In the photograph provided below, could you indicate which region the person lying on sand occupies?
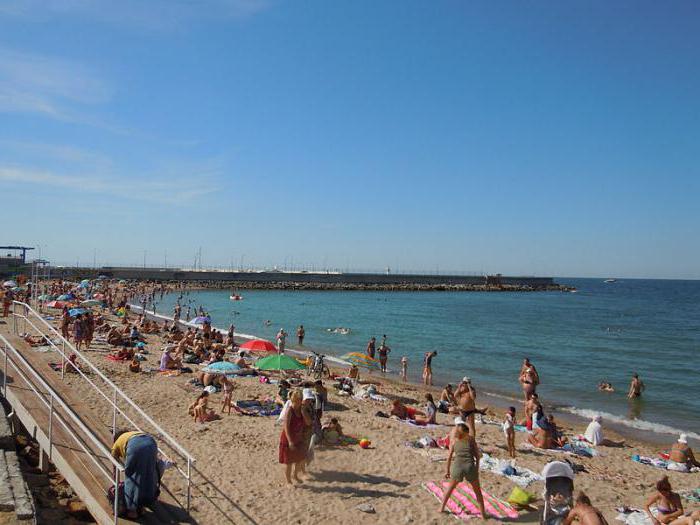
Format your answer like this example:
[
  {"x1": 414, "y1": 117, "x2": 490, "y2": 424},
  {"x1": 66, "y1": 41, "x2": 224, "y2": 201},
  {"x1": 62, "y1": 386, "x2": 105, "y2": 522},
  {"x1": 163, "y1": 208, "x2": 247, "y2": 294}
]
[
  {"x1": 390, "y1": 399, "x2": 425, "y2": 421},
  {"x1": 322, "y1": 417, "x2": 344, "y2": 444},
  {"x1": 646, "y1": 476, "x2": 700, "y2": 525},
  {"x1": 22, "y1": 333, "x2": 50, "y2": 346},
  {"x1": 668, "y1": 434, "x2": 700, "y2": 472},
  {"x1": 563, "y1": 492, "x2": 608, "y2": 525}
]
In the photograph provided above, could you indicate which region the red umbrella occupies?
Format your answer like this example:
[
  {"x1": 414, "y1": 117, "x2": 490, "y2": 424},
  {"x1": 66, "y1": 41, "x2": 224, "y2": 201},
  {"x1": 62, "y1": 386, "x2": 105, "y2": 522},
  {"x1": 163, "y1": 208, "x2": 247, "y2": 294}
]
[
  {"x1": 240, "y1": 339, "x2": 277, "y2": 352},
  {"x1": 46, "y1": 300, "x2": 66, "y2": 309}
]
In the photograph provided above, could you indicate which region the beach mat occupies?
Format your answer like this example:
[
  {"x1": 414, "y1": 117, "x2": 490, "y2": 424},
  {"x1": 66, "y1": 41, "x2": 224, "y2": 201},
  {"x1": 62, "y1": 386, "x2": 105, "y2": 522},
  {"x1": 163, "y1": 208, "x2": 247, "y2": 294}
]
[
  {"x1": 423, "y1": 481, "x2": 519, "y2": 520},
  {"x1": 480, "y1": 453, "x2": 543, "y2": 487},
  {"x1": 235, "y1": 400, "x2": 282, "y2": 417},
  {"x1": 679, "y1": 489, "x2": 700, "y2": 503},
  {"x1": 615, "y1": 508, "x2": 654, "y2": 525}
]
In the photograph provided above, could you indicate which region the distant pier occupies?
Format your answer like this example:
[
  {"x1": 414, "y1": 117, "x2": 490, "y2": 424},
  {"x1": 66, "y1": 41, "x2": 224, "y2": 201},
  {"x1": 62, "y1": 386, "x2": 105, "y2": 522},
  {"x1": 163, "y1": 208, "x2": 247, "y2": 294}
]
[{"x1": 48, "y1": 267, "x2": 571, "y2": 292}]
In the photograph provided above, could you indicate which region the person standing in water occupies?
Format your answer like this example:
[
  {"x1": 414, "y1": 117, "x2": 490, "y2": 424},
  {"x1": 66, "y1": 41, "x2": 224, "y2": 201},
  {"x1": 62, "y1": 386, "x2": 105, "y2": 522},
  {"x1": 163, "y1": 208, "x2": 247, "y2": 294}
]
[
  {"x1": 378, "y1": 341, "x2": 390, "y2": 373},
  {"x1": 519, "y1": 358, "x2": 540, "y2": 401},
  {"x1": 423, "y1": 350, "x2": 437, "y2": 386},
  {"x1": 366, "y1": 337, "x2": 376, "y2": 359},
  {"x1": 627, "y1": 373, "x2": 645, "y2": 399},
  {"x1": 297, "y1": 325, "x2": 305, "y2": 345}
]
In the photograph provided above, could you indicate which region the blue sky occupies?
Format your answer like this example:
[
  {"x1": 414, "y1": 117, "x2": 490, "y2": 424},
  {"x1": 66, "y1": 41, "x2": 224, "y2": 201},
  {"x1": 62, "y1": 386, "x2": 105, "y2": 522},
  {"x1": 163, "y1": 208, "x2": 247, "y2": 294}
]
[{"x1": 1, "y1": 1, "x2": 698, "y2": 278}]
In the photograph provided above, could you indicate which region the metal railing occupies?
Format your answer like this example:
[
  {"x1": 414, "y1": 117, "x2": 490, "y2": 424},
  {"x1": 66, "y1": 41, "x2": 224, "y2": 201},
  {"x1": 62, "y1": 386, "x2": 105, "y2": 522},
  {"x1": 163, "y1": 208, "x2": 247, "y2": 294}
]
[
  {"x1": 0, "y1": 333, "x2": 125, "y2": 524},
  {"x1": 11, "y1": 301, "x2": 195, "y2": 511}
]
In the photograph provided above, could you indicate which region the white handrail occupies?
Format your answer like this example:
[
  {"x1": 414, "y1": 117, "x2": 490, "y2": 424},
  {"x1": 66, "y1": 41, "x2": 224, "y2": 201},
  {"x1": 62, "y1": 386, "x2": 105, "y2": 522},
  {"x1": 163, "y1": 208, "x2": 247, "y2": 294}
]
[
  {"x1": 0, "y1": 334, "x2": 123, "y2": 524},
  {"x1": 12, "y1": 301, "x2": 195, "y2": 463}
]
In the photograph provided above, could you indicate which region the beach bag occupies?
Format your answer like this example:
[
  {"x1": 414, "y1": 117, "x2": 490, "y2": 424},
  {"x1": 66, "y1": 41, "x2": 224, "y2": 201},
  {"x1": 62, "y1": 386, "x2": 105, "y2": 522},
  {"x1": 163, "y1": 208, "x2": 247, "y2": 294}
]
[
  {"x1": 107, "y1": 482, "x2": 127, "y2": 516},
  {"x1": 507, "y1": 486, "x2": 535, "y2": 507}
]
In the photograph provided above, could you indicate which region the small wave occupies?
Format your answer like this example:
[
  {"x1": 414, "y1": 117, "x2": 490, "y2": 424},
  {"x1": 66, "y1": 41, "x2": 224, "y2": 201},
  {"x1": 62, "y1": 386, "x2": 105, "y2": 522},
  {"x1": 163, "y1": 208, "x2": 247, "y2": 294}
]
[{"x1": 561, "y1": 407, "x2": 700, "y2": 441}]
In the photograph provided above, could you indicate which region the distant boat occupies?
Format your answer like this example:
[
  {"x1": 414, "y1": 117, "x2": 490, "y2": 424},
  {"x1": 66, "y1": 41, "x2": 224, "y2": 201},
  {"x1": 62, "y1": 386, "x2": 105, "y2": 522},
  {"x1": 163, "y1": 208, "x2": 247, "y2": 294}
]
[
  {"x1": 604, "y1": 279, "x2": 617, "y2": 283},
  {"x1": 230, "y1": 292, "x2": 244, "y2": 301}
]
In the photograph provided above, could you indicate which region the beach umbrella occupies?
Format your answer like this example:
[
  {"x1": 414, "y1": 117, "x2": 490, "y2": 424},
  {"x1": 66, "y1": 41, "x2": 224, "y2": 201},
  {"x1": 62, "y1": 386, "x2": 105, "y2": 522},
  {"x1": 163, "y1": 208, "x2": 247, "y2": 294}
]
[
  {"x1": 255, "y1": 354, "x2": 305, "y2": 371},
  {"x1": 11, "y1": 286, "x2": 24, "y2": 292},
  {"x1": 46, "y1": 300, "x2": 66, "y2": 309},
  {"x1": 2, "y1": 280, "x2": 17, "y2": 288},
  {"x1": 68, "y1": 308, "x2": 87, "y2": 317},
  {"x1": 38, "y1": 294, "x2": 53, "y2": 301},
  {"x1": 201, "y1": 361, "x2": 241, "y2": 375},
  {"x1": 192, "y1": 316, "x2": 211, "y2": 324},
  {"x1": 340, "y1": 352, "x2": 381, "y2": 370},
  {"x1": 57, "y1": 294, "x2": 73, "y2": 301},
  {"x1": 78, "y1": 282, "x2": 90, "y2": 289},
  {"x1": 81, "y1": 299, "x2": 101, "y2": 307},
  {"x1": 240, "y1": 339, "x2": 277, "y2": 353},
  {"x1": 93, "y1": 293, "x2": 105, "y2": 300}
]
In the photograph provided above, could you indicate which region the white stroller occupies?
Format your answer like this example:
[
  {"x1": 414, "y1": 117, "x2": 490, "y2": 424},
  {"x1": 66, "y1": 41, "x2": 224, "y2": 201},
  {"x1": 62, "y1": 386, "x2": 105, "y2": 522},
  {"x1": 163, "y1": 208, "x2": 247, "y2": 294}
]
[{"x1": 541, "y1": 461, "x2": 575, "y2": 525}]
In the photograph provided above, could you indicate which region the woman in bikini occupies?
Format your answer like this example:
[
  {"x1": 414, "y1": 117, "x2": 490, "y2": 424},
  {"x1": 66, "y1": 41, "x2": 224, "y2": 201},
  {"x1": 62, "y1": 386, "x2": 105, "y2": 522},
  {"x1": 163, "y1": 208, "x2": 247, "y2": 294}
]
[{"x1": 646, "y1": 476, "x2": 700, "y2": 525}]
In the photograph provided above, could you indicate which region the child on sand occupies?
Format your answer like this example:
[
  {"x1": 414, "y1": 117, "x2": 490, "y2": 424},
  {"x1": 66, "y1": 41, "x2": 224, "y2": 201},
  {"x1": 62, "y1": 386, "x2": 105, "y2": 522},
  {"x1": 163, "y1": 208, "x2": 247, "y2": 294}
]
[
  {"x1": 189, "y1": 391, "x2": 210, "y2": 423},
  {"x1": 503, "y1": 406, "x2": 516, "y2": 458}
]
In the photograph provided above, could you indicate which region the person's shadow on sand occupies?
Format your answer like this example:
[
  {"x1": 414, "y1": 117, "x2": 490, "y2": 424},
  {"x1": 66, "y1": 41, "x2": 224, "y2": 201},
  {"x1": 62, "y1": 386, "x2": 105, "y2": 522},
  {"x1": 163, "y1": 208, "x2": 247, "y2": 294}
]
[{"x1": 310, "y1": 470, "x2": 410, "y2": 487}]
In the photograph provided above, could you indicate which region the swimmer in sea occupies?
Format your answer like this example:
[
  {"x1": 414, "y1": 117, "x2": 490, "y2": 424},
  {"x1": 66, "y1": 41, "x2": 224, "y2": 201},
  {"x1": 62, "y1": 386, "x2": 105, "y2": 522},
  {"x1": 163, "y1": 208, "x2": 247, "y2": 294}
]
[
  {"x1": 598, "y1": 381, "x2": 615, "y2": 393},
  {"x1": 627, "y1": 373, "x2": 645, "y2": 399}
]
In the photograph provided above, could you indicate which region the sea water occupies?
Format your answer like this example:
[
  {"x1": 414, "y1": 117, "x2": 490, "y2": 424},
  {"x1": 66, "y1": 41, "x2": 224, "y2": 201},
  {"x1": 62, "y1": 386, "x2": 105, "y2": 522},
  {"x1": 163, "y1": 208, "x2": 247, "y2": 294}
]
[{"x1": 154, "y1": 278, "x2": 700, "y2": 439}]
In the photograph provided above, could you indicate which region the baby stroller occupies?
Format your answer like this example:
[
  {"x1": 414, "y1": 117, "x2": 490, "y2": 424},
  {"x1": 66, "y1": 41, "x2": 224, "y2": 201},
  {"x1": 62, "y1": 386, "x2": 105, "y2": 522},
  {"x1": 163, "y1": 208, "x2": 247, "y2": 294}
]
[{"x1": 541, "y1": 461, "x2": 574, "y2": 525}]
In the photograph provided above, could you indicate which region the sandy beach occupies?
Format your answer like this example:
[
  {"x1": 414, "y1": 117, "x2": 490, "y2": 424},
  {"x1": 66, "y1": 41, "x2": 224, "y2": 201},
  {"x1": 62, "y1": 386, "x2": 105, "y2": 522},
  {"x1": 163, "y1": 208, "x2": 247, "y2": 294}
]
[{"x1": 3, "y1": 284, "x2": 698, "y2": 525}]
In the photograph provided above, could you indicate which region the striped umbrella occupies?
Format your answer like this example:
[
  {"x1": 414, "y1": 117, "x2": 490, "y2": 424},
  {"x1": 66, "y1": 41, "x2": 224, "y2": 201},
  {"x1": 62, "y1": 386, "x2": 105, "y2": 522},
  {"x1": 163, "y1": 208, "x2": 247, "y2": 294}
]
[{"x1": 340, "y1": 352, "x2": 381, "y2": 370}]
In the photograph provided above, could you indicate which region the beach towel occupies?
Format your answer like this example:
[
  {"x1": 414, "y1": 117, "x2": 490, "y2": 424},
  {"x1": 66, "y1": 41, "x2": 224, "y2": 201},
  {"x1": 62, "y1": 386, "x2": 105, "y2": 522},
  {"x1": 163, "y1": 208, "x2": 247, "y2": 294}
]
[
  {"x1": 679, "y1": 489, "x2": 700, "y2": 503},
  {"x1": 403, "y1": 419, "x2": 447, "y2": 429},
  {"x1": 423, "y1": 481, "x2": 519, "y2": 520},
  {"x1": 615, "y1": 507, "x2": 655, "y2": 525},
  {"x1": 404, "y1": 443, "x2": 449, "y2": 462},
  {"x1": 235, "y1": 400, "x2": 282, "y2": 417},
  {"x1": 479, "y1": 453, "x2": 543, "y2": 487},
  {"x1": 158, "y1": 369, "x2": 181, "y2": 377},
  {"x1": 630, "y1": 455, "x2": 689, "y2": 471}
]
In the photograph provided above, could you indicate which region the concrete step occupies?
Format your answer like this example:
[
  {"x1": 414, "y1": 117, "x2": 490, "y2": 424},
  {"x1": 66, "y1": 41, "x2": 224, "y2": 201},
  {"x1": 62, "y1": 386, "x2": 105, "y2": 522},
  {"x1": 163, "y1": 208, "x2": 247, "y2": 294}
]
[
  {"x1": 0, "y1": 400, "x2": 14, "y2": 451},
  {"x1": 0, "y1": 450, "x2": 35, "y2": 520}
]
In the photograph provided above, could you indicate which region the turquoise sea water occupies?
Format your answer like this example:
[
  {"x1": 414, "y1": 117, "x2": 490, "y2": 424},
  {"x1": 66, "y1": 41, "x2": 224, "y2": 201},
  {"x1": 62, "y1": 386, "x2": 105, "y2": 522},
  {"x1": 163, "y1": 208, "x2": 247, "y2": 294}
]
[{"x1": 154, "y1": 278, "x2": 700, "y2": 439}]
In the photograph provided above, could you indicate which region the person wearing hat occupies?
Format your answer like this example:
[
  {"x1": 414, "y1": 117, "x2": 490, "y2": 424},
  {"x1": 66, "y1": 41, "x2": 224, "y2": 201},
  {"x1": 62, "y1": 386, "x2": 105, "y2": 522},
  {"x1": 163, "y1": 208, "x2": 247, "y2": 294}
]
[
  {"x1": 669, "y1": 434, "x2": 700, "y2": 472},
  {"x1": 439, "y1": 417, "x2": 486, "y2": 518},
  {"x1": 583, "y1": 415, "x2": 625, "y2": 447},
  {"x1": 454, "y1": 377, "x2": 488, "y2": 437}
]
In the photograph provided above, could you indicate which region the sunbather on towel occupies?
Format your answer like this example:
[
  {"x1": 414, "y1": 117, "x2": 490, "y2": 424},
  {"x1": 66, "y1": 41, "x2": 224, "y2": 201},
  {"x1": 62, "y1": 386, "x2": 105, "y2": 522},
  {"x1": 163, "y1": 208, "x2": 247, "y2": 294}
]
[
  {"x1": 563, "y1": 492, "x2": 608, "y2": 525},
  {"x1": 668, "y1": 434, "x2": 700, "y2": 472},
  {"x1": 390, "y1": 399, "x2": 425, "y2": 421},
  {"x1": 646, "y1": 476, "x2": 700, "y2": 525}
]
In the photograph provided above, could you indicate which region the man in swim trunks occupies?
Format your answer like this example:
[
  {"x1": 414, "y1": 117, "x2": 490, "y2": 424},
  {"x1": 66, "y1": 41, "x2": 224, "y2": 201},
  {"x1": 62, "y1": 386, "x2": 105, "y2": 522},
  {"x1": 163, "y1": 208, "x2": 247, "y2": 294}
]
[
  {"x1": 563, "y1": 492, "x2": 608, "y2": 525},
  {"x1": 423, "y1": 350, "x2": 437, "y2": 386},
  {"x1": 377, "y1": 342, "x2": 390, "y2": 373},
  {"x1": 669, "y1": 434, "x2": 700, "y2": 472},
  {"x1": 455, "y1": 378, "x2": 487, "y2": 437},
  {"x1": 627, "y1": 373, "x2": 645, "y2": 399}
]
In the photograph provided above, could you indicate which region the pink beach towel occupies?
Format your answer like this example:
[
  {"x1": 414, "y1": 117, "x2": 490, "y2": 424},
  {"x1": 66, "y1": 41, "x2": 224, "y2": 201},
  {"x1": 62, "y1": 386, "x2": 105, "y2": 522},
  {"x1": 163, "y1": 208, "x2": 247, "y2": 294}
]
[{"x1": 423, "y1": 481, "x2": 519, "y2": 520}]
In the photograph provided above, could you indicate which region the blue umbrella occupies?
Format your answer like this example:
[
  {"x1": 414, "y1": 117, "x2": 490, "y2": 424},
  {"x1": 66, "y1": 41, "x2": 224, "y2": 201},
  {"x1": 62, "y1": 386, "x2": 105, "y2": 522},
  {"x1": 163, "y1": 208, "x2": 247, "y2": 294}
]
[
  {"x1": 201, "y1": 361, "x2": 240, "y2": 375},
  {"x1": 78, "y1": 282, "x2": 90, "y2": 288},
  {"x1": 68, "y1": 308, "x2": 88, "y2": 317},
  {"x1": 192, "y1": 316, "x2": 210, "y2": 324}
]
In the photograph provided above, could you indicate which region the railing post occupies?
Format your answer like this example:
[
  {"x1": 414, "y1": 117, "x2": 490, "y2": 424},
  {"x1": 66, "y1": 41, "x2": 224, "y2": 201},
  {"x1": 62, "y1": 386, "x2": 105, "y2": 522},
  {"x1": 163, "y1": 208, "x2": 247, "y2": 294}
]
[
  {"x1": 113, "y1": 468, "x2": 120, "y2": 525},
  {"x1": 112, "y1": 387, "x2": 117, "y2": 439},
  {"x1": 2, "y1": 344, "x2": 7, "y2": 396},
  {"x1": 187, "y1": 458, "x2": 191, "y2": 511},
  {"x1": 48, "y1": 396, "x2": 54, "y2": 460}
]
